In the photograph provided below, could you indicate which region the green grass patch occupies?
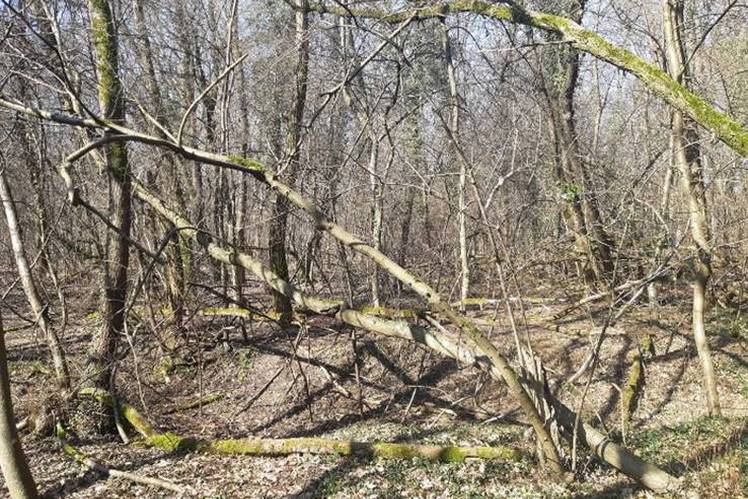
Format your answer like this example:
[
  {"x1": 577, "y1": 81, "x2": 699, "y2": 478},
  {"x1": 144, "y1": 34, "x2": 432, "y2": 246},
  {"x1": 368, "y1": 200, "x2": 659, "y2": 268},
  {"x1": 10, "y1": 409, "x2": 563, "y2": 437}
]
[{"x1": 629, "y1": 416, "x2": 747, "y2": 475}]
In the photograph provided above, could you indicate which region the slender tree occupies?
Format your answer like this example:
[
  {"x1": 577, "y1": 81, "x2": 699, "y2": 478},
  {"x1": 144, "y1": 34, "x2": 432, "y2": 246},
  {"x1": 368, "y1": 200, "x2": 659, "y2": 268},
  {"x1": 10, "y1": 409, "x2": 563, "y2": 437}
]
[
  {"x1": 537, "y1": 0, "x2": 615, "y2": 283},
  {"x1": 440, "y1": 17, "x2": 471, "y2": 309},
  {"x1": 661, "y1": 0, "x2": 721, "y2": 416},
  {"x1": 0, "y1": 168, "x2": 69, "y2": 391}
]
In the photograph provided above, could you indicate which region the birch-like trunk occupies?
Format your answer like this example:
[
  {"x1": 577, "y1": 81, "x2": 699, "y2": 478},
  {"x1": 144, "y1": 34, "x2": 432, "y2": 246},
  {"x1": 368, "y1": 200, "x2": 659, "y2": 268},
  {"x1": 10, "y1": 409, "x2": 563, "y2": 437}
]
[
  {"x1": 661, "y1": 0, "x2": 721, "y2": 416},
  {"x1": 368, "y1": 137, "x2": 383, "y2": 307},
  {"x1": 440, "y1": 18, "x2": 470, "y2": 309},
  {"x1": 0, "y1": 162, "x2": 69, "y2": 391}
]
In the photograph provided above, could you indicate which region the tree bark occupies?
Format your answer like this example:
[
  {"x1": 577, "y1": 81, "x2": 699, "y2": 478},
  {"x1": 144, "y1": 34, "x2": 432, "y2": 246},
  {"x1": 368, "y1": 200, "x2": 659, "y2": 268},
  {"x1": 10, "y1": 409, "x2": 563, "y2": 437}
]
[
  {"x1": 440, "y1": 17, "x2": 470, "y2": 309},
  {"x1": 661, "y1": 0, "x2": 721, "y2": 416},
  {"x1": 0, "y1": 312, "x2": 39, "y2": 499},
  {"x1": 84, "y1": 0, "x2": 133, "y2": 430},
  {"x1": 368, "y1": 137, "x2": 384, "y2": 307},
  {"x1": 539, "y1": 0, "x2": 615, "y2": 283},
  {"x1": 269, "y1": 0, "x2": 310, "y2": 326},
  {"x1": 0, "y1": 169, "x2": 70, "y2": 391}
]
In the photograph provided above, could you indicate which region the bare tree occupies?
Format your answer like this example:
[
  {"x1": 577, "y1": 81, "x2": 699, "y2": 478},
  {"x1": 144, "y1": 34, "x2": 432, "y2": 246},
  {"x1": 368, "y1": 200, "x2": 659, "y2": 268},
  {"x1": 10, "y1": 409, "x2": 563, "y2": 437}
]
[
  {"x1": 0, "y1": 167, "x2": 69, "y2": 391},
  {"x1": 662, "y1": 0, "x2": 721, "y2": 416},
  {"x1": 82, "y1": 0, "x2": 133, "y2": 431}
]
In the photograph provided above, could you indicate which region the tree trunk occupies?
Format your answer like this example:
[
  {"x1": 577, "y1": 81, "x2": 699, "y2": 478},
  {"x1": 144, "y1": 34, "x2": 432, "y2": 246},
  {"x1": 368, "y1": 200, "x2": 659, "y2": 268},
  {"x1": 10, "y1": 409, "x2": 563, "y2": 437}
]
[
  {"x1": 0, "y1": 166, "x2": 70, "y2": 391},
  {"x1": 440, "y1": 18, "x2": 470, "y2": 309},
  {"x1": 0, "y1": 312, "x2": 39, "y2": 499},
  {"x1": 369, "y1": 137, "x2": 383, "y2": 307},
  {"x1": 540, "y1": 0, "x2": 615, "y2": 283},
  {"x1": 270, "y1": 0, "x2": 310, "y2": 326},
  {"x1": 84, "y1": 0, "x2": 133, "y2": 431},
  {"x1": 661, "y1": 0, "x2": 721, "y2": 416}
]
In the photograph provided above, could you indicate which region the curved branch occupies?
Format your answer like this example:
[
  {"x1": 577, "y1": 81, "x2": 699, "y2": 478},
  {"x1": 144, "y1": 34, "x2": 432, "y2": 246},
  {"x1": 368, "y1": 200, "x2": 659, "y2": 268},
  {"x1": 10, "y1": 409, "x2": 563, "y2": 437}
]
[{"x1": 308, "y1": 0, "x2": 748, "y2": 156}]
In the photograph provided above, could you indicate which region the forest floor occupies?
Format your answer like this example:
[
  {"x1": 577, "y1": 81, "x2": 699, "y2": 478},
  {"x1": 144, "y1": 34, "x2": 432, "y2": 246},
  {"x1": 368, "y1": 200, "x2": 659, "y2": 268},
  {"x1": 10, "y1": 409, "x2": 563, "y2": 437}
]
[{"x1": 3, "y1": 285, "x2": 747, "y2": 498}]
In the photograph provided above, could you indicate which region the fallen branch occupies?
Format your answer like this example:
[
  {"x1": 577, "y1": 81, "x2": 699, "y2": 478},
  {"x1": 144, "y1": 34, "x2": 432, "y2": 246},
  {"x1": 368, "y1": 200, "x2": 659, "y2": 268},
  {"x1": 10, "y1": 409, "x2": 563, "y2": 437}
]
[
  {"x1": 80, "y1": 389, "x2": 521, "y2": 463},
  {"x1": 55, "y1": 424, "x2": 188, "y2": 494},
  {"x1": 20, "y1": 111, "x2": 680, "y2": 489},
  {"x1": 449, "y1": 298, "x2": 501, "y2": 310},
  {"x1": 198, "y1": 306, "x2": 280, "y2": 322},
  {"x1": 554, "y1": 270, "x2": 667, "y2": 319},
  {"x1": 110, "y1": 180, "x2": 679, "y2": 492},
  {"x1": 164, "y1": 393, "x2": 224, "y2": 415}
]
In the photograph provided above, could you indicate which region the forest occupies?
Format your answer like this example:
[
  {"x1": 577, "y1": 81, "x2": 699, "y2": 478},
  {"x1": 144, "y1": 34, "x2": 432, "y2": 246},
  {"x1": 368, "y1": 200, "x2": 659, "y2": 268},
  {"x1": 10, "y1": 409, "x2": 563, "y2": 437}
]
[{"x1": 0, "y1": 0, "x2": 746, "y2": 497}]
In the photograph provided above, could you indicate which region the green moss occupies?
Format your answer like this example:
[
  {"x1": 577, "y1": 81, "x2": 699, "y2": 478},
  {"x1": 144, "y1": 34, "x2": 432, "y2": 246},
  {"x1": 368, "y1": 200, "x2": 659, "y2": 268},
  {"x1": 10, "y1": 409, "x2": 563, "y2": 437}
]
[
  {"x1": 567, "y1": 22, "x2": 748, "y2": 156},
  {"x1": 108, "y1": 142, "x2": 128, "y2": 177},
  {"x1": 200, "y1": 306, "x2": 283, "y2": 322},
  {"x1": 315, "y1": 0, "x2": 748, "y2": 155},
  {"x1": 227, "y1": 155, "x2": 266, "y2": 174},
  {"x1": 120, "y1": 403, "x2": 157, "y2": 438},
  {"x1": 531, "y1": 11, "x2": 573, "y2": 31},
  {"x1": 88, "y1": 0, "x2": 120, "y2": 111},
  {"x1": 372, "y1": 443, "x2": 421, "y2": 460},
  {"x1": 205, "y1": 438, "x2": 263, "y2": 454},
  {"x1": 478, "y1": 446, "x2": 522, "y2": 461},
  {"x1": 148, "y1": 432, "x2": 194, "y2": 452},
  {"x1": 438, "y1": 447, "x2": 467, "y2": 462}
]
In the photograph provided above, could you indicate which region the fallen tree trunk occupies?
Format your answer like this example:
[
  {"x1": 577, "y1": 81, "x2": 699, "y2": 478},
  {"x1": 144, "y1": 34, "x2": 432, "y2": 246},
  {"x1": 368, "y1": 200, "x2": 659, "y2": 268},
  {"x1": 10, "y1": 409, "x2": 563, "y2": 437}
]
[
  {"x1": 80, "y1": 389, "x2": 520, "y2": 463},
  {"x1": 163, "y1": 393, "x2": 224, "y2": 414},
  {"x1": 198, "y1": 307, "x2": 284, "y2": 322},
  {"x1": 117, "y1": 176, "x2": 563, "y2": 473},
  {"x1": 3, "y1": 99, "x2": 681, "y2": 492},
  {"x1": 112, "y1": 179, "x2": 681, "y2": 492}
]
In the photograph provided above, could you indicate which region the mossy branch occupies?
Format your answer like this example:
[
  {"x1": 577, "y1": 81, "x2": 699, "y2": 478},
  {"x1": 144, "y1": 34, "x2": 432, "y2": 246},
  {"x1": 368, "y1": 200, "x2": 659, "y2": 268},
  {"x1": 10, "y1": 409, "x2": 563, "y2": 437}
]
[
  {"x1": 80, "y1": 389, "x2": 520, "y2": 463},
  {"x1": 152, "y1": 435, "x2": 522, "y2": 463}
]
